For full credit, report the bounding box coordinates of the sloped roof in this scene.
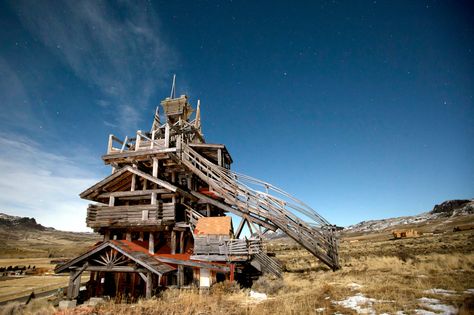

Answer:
[194,216,232,235]
[55,240,175,276]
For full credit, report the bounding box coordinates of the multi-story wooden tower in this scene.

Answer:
[56,87,340,302]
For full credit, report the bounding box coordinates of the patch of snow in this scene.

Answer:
[418,297,457,315]
[464,288,474,294]
[315,307,325,313]
[423,288,457,296]
[249,290,267,301]
[334,293,376,314]
[347,282,363,290]
[415,310,438,315]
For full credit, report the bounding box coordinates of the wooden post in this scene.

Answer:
[206,204,211,217]
[126,231,132,242]
[131,174,136,191]
[73,272,81,298]
[67,271,75,299]
[179,231,185,254]
[109,196,115,207]
[230,264,235,282]
[171,230,176,255]
[152,158,159,178]
[139,232,144,241]
[177,265,184,287]
[146,273,152,298]
[149,232,155,254]
[164,124,170,148]
[104,230,110,241]
[217,148,222,167]
[107,134,113,154]
[151,192,157,206]
[135,130,141,151]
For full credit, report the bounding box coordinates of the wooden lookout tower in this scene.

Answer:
[56,85,340,301]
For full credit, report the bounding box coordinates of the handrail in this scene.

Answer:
[178,140,340,270]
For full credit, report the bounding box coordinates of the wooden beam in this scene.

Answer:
[177,265,184,287]
[152,157,159,178]
[171,230,176,255]
[179,231,185,254]
[235,218,246,238]
[149,232,155,254]
[146,272,152,298]
[83,266,148,273]
[98,189,170,198]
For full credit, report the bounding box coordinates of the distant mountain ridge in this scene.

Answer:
[0,213,49,230]
[0,212,101,259]
[343,199,474,234]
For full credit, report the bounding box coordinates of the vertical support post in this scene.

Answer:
[217,148,222,167]
[151,192,157,205]
[107,134,113,154]
[104,230,110,241]
[135,130,141,151]
[142,179,147,190]
[151,129,155,149]
[206,204,211,217]
[131,174,136,191]
[229,264,235,282]
[187,175,192,190]
[164,124,170,148]
[171,230,176,255]
[67,271,75,299]
[125,231,132,241]
[146,273,152,299]
[179,231,185,254]
[152,158,159,178]
[149,232,155,254]
[109,196,115,207]
[73,272,81,298]
[177,265,184,287]
[139,231,144,241]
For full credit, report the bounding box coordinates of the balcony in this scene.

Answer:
[86,203,176,229]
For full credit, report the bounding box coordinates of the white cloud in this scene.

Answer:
[0,133,99,231]
[12,0,175,133]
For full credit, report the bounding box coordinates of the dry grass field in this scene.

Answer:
[0,229,100,259]
[2,229,472,315]
[0,258,69,304]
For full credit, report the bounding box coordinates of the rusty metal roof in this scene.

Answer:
[55,240,175,276]
[194,216,232,235]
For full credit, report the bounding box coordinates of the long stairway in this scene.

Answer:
[176,141,340,271]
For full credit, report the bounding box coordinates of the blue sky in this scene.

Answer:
[0,1,472,231]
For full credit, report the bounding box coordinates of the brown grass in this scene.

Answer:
[2,229,473,314]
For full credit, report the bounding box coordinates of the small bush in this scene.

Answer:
[251,274,284,295]
[211,280,241,294]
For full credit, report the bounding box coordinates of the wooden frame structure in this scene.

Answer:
[55,91,339,302]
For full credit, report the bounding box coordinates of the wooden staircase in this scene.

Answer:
[251,252,283,278]
[176,141,340,271]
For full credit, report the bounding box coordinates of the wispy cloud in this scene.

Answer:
[0,133,99,231]
[12,0,175,133]
[0,57,38,130]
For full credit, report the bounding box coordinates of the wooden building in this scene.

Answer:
[55,87,340,301]
[392,229,419,239]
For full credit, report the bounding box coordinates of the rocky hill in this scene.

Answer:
[0,213,47,230]
[0,212,101,259]
[342,199,474,235]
